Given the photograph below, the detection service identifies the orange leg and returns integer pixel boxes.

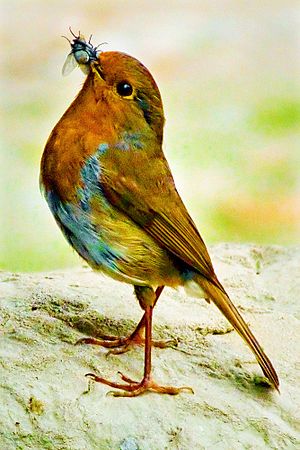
[76,286,176,354]
[86,294,194,397]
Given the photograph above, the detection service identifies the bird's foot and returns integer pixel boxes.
[86,372,194,397]
[76,333,177,355]
[106,336,177,356]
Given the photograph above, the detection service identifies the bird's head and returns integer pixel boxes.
[63,31,165,145]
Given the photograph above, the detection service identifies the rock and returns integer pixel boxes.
[0,244,299,449]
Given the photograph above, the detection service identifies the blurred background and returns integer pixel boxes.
[1,0,299,272]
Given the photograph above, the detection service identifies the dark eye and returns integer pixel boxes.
[116,81,133,97]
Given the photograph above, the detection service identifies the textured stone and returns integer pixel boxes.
[0,244,299,449]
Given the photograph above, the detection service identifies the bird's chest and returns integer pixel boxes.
[42,146,123,271]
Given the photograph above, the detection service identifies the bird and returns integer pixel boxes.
[40,30,279,397]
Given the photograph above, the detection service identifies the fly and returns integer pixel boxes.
[62,28,106,76]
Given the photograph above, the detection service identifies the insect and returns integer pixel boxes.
[62,28,105,76]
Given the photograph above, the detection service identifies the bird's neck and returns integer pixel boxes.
[65,75,158,147]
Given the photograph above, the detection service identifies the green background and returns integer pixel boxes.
[1,0,299,272]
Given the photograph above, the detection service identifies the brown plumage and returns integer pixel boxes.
[40,32,279,396]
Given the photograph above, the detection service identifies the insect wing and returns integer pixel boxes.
[62,52,78,76]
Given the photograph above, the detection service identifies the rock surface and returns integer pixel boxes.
[0,244,299,449]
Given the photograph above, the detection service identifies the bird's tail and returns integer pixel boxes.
[196,276,279,390]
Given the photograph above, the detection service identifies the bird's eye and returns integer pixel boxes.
[116,81,133,97]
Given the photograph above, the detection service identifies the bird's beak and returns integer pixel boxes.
[91,60,105,81]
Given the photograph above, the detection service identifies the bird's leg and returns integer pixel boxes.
[76,286,176,354]
[86,286,193,397]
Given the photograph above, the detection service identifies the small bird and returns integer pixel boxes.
[40,30,279,397]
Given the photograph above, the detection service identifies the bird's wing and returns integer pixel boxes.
[100,151,280,390]
[100,151,222,289]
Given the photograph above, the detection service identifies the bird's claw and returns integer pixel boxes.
[76,334,177,354]
[85,372,194,397]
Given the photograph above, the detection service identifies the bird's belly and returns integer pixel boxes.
[44,189,182,287]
